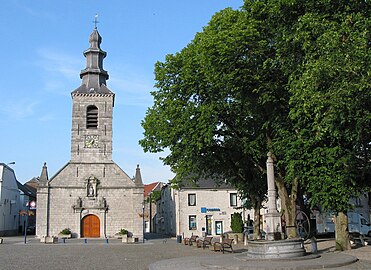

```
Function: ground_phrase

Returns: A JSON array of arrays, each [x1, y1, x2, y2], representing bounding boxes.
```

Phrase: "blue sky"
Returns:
[[0, 0, 243, 184]]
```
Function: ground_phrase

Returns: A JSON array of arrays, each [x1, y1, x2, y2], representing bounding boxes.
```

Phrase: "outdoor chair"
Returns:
[[196, 236, 213, 249], [183, 235, 198, 246], [213, 238, 234, 253]]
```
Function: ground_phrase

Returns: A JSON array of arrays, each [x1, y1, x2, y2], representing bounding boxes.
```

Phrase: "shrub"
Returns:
[[231, 212, 244, 233], [119, 228, 128, 235], [60, 228, 72, 235]]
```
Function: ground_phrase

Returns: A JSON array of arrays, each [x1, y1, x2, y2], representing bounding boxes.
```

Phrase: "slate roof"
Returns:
[[179, 177, 232, 189], [71, 83, 114, 95], [17, 180, 36, 199]]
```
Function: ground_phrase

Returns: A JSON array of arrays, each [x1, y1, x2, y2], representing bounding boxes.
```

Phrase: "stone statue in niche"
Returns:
[[87, 183, 94, 197], [86, 176, 99, 198]]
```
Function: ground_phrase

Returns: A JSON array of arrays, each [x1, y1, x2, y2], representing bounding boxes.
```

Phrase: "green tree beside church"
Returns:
[[140, 0, 371, 250]]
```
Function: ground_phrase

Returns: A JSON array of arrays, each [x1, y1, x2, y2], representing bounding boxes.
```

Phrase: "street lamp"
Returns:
[[142, 201, 145, 243], [6, 162, 15, 166]]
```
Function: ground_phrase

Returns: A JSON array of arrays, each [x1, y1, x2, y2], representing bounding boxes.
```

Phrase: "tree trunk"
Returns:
[[252, 198, 262, 240], [275, 175, 298, 238], [335, 212, 351, 251]]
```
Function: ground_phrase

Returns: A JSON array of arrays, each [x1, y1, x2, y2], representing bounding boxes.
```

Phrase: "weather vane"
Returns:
[[93, 14, 99, 29]]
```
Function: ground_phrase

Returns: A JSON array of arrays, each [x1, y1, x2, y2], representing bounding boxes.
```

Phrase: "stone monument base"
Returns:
[[247, 238, 306, 259]]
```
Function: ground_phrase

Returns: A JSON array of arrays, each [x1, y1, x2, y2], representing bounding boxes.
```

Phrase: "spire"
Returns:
[[134, 164, 143, 186], [78, 19, 110, 93], [39, 162, 49, 184]]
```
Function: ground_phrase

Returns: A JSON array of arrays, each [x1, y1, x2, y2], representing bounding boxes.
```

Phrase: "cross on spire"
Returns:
[[93, 14, 99, 29]]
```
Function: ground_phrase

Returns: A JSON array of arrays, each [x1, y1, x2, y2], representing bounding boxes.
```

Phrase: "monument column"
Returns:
[[265, 152, 282, 240]]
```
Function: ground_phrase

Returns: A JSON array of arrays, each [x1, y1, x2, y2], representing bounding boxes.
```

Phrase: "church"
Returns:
[[36, 26, 144, 239]]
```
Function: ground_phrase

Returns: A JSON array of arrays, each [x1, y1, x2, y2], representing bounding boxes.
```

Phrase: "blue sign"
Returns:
[[201, 207, 221, 213]]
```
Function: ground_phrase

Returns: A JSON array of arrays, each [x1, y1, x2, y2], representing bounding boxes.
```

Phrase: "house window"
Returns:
[[230, 193, 237, 207], [189, 215, 197, 230], [86, 105, 98, 129], [188, 194, 196, 206]]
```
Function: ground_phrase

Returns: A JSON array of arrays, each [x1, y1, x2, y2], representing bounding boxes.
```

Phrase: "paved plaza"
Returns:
[[0, 235, 370, 270]]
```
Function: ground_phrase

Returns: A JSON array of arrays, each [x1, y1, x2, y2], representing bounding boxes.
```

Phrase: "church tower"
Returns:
[[70, 26, 114, 162], [36, 26, 144, 240]]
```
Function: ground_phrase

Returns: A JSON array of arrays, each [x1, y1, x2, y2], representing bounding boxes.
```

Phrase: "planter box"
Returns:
[[42, 236, 58, 244], [58, 234, 72, 239], [121, 235, 128, 243]]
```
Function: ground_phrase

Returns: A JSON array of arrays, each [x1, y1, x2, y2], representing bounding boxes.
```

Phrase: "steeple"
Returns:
[[74, 26, 111, 94], [134, 164, 143, 186], [70, 23, 115, 163], [39, 162, 49, 184]]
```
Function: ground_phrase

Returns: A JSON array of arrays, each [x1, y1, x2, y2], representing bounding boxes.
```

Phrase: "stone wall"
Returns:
[[36, 162, 143, 239]]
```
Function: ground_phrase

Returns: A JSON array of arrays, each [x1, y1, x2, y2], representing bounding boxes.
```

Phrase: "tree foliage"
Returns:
[[282, 1, 371, 213], [140, 0, 371, 248], [140, 7, 272, 221]]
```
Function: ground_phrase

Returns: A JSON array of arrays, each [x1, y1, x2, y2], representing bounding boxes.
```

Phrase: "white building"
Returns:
[[156, 179, 253, 238], [0, 163, 20, 236]]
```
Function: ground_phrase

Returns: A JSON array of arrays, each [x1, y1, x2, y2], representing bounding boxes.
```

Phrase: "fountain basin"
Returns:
[[247, 238, 306, 259]]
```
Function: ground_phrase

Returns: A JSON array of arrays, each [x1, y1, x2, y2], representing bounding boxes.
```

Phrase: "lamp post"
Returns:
[[7, 162, 15, 166], [24, 201, 29, 244], [142, 201, 145, 243]]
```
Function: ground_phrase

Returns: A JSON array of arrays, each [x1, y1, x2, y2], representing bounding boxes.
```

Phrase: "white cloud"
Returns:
[[36, 48, 81, 95], [0, 99, 39, 119]]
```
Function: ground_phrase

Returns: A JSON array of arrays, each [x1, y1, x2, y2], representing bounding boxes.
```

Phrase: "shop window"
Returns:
[[189, 215, 197, 230]]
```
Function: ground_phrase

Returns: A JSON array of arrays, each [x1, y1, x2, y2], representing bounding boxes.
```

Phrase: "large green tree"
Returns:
[[140, 7, 275, 237], [140, 0, 370, 248], [276, 0, 371, 250]]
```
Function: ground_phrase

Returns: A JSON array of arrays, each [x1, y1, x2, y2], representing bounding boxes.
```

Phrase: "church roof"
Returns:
[[72, 27, 114, 98], [71, 83, 114, 95]]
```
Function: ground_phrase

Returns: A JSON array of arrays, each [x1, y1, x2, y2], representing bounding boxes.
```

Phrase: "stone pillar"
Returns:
[[265, 152, 282, 240]]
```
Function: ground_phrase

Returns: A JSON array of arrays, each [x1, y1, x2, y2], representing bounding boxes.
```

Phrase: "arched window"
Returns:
[[86, 105, 98, 129]]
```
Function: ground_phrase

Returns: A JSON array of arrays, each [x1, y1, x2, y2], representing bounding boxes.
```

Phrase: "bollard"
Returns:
[[310, 236, 317, 254], [106, 238, 109, 244], [63, 238, 66, 244], [84, 239, 87, 244]]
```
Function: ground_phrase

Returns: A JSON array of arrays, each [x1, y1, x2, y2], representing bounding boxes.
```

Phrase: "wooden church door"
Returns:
[[82, 215, 100, 237]]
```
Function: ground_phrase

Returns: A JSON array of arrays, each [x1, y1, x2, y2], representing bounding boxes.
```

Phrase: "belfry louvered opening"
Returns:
[[86, 105, 98, 129]]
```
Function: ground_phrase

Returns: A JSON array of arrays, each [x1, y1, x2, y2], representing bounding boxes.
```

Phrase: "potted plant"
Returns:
[[118, 228, 129, 243], [59, 228, 72, 239]]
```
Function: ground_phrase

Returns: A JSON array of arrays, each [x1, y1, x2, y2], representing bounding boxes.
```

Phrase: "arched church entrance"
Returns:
[[82, 214, 100, 238]]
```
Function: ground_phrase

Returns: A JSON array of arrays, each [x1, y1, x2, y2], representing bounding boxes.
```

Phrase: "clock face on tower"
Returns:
[[85, 135, 99, 148]]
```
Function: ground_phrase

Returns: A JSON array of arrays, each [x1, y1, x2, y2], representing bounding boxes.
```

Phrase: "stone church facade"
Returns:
[[36, 27, 144, 239]]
